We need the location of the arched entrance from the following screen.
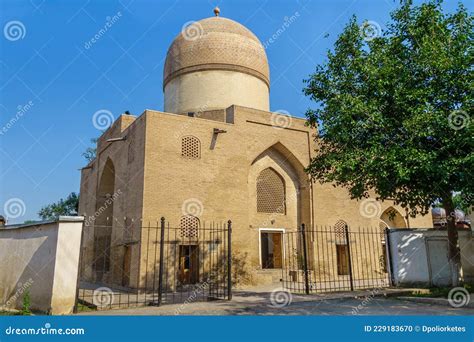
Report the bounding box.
[93,158,115,282]
[380,207,407,228]
[249,142,312,271]
[379,207,406,275]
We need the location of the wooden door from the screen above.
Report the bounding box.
[272,233,283,268]
[336,244,349,275]
[179,245,199,285]
[122,245,131,286]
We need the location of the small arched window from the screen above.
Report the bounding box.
[334,220,349,275]
[181,136,200,159]
[180,215,199,239]
[256,168,286,214]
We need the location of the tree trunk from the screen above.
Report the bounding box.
[443,195,461,287]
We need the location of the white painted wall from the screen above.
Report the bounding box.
[388,228,474,287]
[0,217,83,314]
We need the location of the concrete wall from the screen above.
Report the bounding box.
[0,217,83,314]
[388,228,474,287]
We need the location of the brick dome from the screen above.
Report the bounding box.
[163,16,270,89]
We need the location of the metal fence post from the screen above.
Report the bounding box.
[344,225,354,291]
[385,227,394,286]
[157,217,166,306]
[227,220,232,300]
[300,223,310,295]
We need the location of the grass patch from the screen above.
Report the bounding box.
[75,302,97,313]
[409,284,473,298]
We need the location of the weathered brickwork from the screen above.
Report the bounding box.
[78,105,432,288]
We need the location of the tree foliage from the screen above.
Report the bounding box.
[304,0,473,284]
[38,192,79,220]
[304,0,473,215]
[435,193,473,214]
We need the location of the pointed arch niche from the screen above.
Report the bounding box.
[249,142,311,229]
[95,157,116,225]
[93,157,116,281]
[380,207,407,228]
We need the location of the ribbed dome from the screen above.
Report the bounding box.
[163,17,270,89]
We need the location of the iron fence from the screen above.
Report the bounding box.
[75,218,232,312]
[282,224,391,294]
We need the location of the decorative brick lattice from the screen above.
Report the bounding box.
[181,136,200,159]
[256,168,285,214]
[180,215,199,239]
[334,220,348,245]
[164,17,270,86]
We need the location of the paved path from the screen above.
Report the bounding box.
[77,288,474,316]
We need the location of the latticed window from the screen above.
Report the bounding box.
[180,215,199,239]
[256,168,285,214]
[181,136,200,159]
[334,220,348,245]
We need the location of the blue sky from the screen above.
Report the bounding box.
[0,0,466,224]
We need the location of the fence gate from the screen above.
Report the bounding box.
[281,224,391,294]
[75,218,232,312]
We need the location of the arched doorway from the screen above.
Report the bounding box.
[379,207,406,274]
[93,158,115,282]
[249,142,312,270]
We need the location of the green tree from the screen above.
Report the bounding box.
[435,193,472,213]
[304,0,473,286]
[38,192,79,220]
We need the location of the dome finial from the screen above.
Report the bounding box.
[213,6,220,17]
